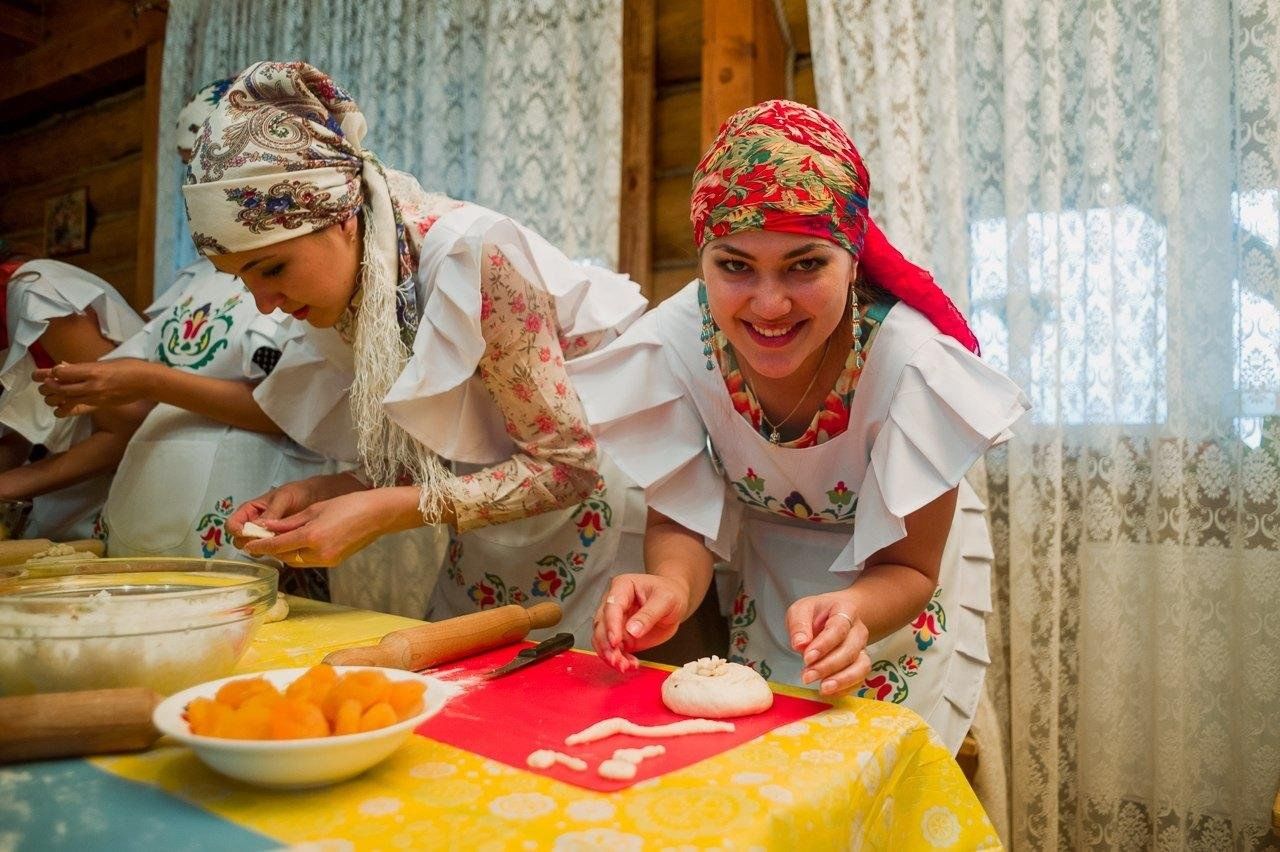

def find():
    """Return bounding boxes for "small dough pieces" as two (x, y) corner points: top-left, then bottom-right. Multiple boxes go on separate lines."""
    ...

(597, 758), (637, 780)
(565, 716), (734, 746)
(241, 521), (275, 540)
(26, 543), (97, 564)
(596, 744), (665, 781)
(526, 749), (587, 771)
(612, 745), (665, 764)
(264, 595), (290, 623)
(661, 655), (773, 719)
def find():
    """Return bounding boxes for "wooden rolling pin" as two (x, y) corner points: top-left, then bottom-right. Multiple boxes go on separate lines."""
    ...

(323, 602), (562, 670)
(0, 538), (105, 566)
(0, 687), (162, 764)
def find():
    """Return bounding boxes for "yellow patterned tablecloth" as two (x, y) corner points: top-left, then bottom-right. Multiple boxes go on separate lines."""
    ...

(94, 598), (1000, 850)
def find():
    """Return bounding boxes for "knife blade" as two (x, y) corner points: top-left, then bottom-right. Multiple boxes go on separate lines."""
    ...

(483, 632), (575, 679)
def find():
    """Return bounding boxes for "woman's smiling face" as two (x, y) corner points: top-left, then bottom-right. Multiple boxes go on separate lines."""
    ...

(701, 229), (854, 380)
(207, 216), (361, 328)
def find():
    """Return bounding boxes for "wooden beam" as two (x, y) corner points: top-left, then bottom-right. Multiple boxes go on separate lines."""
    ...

(0, 2), (166, 104)
(0, 3), (43, 44)
(700, 0), (787, 150)
(619, 0), (656, 294)
(655, 0), (701, 86)
(135, 37), (163, 307)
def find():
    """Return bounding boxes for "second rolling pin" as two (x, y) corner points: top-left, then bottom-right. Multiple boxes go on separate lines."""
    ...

(323, 602), (563, 670)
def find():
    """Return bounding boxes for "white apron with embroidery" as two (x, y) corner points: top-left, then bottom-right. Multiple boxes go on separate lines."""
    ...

(256, 203), (648, 638)
(567, 281), (1030, 752)
(102, 261), (337, 559)
(0, 261), (144, 540)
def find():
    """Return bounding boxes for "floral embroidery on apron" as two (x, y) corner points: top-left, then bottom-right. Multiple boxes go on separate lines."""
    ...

(728, 581), (771, 679)
(452, 477), (613, 608)
(732, 468), (858, 523)
(196, 495), (235, 558)
(157, 292), (243, 370)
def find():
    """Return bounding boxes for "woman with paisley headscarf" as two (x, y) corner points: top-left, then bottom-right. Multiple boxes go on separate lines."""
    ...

(575, 101), (1029, 753)
(183, 62), (646, 644)
(36, 80), (342, 592)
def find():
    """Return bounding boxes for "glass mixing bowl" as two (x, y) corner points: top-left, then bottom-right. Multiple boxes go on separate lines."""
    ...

(0, 558), (277, 696)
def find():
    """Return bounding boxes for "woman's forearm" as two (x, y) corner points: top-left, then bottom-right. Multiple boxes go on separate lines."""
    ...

(0, 429), (130, 499)
(644, 511), (716, 621)
(0, 397), (151, 500)
(843, 564), (939, 644)
(850, 485), (958, 642)
(143, 363), (283, 434)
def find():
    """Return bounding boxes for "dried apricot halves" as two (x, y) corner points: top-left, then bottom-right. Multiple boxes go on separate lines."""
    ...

(185, 665), (427, 740)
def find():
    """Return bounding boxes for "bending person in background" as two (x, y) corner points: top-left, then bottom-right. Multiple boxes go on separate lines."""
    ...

(0, 244), (147, 539)
(180, 63), (646, 642)
(574, 101), (1029, 753)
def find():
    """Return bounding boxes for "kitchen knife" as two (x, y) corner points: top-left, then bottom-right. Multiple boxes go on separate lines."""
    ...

(483, 632), (575, 679)
(322, 601), (562, 670)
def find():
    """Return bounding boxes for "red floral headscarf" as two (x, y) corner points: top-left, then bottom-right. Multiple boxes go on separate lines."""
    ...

(691, 100), (980, 354)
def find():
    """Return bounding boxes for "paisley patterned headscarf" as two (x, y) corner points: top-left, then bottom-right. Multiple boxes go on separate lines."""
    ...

(184, 61), (451, 515)
(175, 78), (233, 155)
(691, 100), (980, 354)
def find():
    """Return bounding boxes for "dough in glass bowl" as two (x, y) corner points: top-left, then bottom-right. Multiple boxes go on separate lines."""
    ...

(661, 656), (773, 718)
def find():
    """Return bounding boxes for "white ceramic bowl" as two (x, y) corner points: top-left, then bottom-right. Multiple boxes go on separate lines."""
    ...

(153, 666), (453, 789)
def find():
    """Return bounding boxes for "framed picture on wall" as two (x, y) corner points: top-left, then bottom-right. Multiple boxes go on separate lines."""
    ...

(44, 186), (89, 256)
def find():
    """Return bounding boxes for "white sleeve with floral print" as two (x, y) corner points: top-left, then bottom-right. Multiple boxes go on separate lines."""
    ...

(445, 246), (600, 532)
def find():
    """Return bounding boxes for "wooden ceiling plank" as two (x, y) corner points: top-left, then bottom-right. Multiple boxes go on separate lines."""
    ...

(0, 3), (165, 103)
(0, 3), (43, 44)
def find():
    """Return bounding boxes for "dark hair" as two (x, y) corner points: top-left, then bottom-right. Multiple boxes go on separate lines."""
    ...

(853, 268), (891, 310)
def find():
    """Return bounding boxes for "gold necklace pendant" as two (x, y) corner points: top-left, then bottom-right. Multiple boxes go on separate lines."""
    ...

(754, 333), (836, 446)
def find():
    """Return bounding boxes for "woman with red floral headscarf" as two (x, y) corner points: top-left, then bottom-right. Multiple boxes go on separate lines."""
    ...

(572, 101), (1029, 753)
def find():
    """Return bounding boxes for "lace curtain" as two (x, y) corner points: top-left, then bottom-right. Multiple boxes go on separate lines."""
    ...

(810, 1), (1280, 849)
(155, 0), (622, 290)
(153, 0), (621, 618)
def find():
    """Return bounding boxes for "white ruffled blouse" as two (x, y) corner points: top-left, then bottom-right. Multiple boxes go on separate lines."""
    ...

(567, 281), (1030, 571)
(0, 261), (144, 451)
(254, 202), (646, 529)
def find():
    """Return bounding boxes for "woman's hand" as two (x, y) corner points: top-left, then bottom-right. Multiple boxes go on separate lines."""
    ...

(239, 484), (422, 567)
(35, 359), (156, 416)
(226, 474), (366, 548)
(591, 573), (692, 672)
(786, 590), (872, 697)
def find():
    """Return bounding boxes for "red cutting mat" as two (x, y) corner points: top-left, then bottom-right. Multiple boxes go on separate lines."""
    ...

(414, 643), (829, 791)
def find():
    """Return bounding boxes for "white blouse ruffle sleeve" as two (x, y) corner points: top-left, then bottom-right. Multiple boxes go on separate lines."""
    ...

(566, 299), (741, 560)
(0, 260), (144, 450)
(382, 204), (646, 465)
(838, 323), (1031, 571)
(252, 321), (358, 464)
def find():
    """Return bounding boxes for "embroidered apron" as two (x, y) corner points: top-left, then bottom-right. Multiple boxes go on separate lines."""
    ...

(674, 303), (990, 744)
(103, 278), (337, 559)
(427, 451), (646, 646)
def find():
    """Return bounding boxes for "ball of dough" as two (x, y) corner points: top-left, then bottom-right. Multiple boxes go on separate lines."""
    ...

(264, 595), (290, 623)
(661, 656), (773, 719)
(242, 521), (275, 540)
